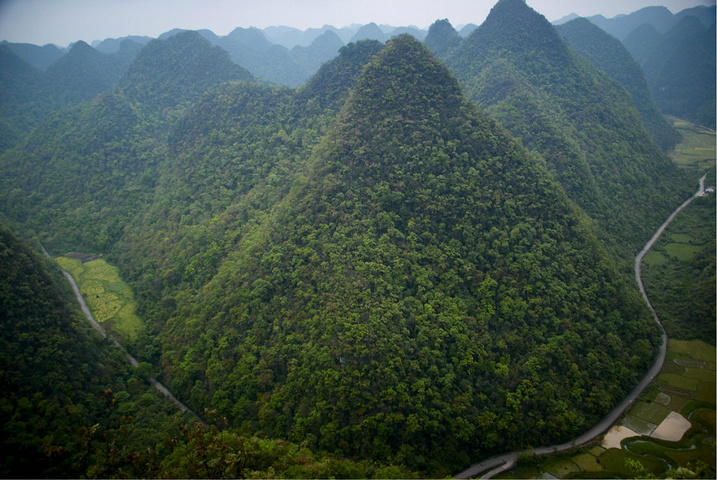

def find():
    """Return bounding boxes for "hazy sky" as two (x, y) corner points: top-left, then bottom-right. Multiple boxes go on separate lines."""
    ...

(0, 0), (714, 47)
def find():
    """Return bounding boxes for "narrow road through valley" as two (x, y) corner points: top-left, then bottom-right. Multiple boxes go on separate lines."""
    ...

(455, 175), (707, 479)
(42, 246), (205, 425)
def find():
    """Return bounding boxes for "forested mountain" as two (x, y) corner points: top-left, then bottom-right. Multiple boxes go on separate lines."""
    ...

(445, 0), (691, 263)
(557, 17), (680, 151)
(0, 1), (704, 476)
(350, 23), (391, 43)
(138, 34), (659, 473)
(584, 6), (675, 40)
(0, 46), (45, 151)
(290, 30), (346, 74)
(624, 15), (716, 128)
(0, 39), (141, 153)
(93, 35), (153, 54)
(118, 31), (254, 113)
(0, 223), (415, 479)
(43, 41), (126, 106)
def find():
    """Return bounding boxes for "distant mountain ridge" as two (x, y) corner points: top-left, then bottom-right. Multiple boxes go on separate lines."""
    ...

(557, 17), (681, 150)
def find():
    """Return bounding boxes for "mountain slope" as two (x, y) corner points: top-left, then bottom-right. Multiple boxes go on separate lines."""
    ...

(155, 35), (660, 474)
(447, 0), (690, 262)
(557, 17), (680, 151)
(291, 30), (345, 73)
(587, 6), (674, 40)
(1, 41), (65, 71)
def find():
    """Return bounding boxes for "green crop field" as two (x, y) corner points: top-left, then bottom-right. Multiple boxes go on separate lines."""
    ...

(55, 256), (144, 342)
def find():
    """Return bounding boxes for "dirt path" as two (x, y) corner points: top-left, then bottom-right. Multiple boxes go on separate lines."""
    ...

(456, 175), (706, 479)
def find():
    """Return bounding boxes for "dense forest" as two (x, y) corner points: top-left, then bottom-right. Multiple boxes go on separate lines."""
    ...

(0, 0), (714, 477)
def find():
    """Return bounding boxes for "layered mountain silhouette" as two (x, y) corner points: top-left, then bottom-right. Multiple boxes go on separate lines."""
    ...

(624, 15), (716, 128)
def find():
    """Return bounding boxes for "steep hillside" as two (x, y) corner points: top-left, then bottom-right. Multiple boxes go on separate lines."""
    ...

(213, 27), (309, 86)
(447, 0), (690, 263)
(586, 5), (716, 40)
(152, 35), (660, 474)
(557, 17), (680, 151)
(115, 40), (385, 363)
(43, 41), (125, 105)
(0, 10), (681, 476)
(587, 6), (674, 40)
(291, 30), (345, 73)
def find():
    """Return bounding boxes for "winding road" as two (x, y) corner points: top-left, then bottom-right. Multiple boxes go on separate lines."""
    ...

(455, 174), (707, 479)
(43, 246), (205, 424)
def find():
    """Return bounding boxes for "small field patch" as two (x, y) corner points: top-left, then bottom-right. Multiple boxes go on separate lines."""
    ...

(651, 412), (692, 442)
(55, 255), (144, 342)
(621, 415), (656, 436)
(664, 243), (702, 261)
(542, 458), (579, 478)
(669, 340), (693, 355)
(659, 373), (699, 391)
(602, 425), (640, 449)
(689, 340), (716, 363)
(632, 401), (671, 425)
(644, 250), (668, 267)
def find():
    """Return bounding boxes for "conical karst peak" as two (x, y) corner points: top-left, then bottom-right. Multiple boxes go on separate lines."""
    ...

(342, 34), (464, 125)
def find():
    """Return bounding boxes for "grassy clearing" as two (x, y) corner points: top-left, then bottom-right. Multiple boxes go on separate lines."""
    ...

(542, 458), (579, 478)
(669, 233), (695, 243)
(664, 242), (702, 260)
(571, 452), (602, 471)
(669, 118), (716, 174)
(669, 340), (694, 355)
(644, 250), (668, 267)
(659, 372), (699, 391)
(684, 368), (715, 382)
(55, 256), (144, 342)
